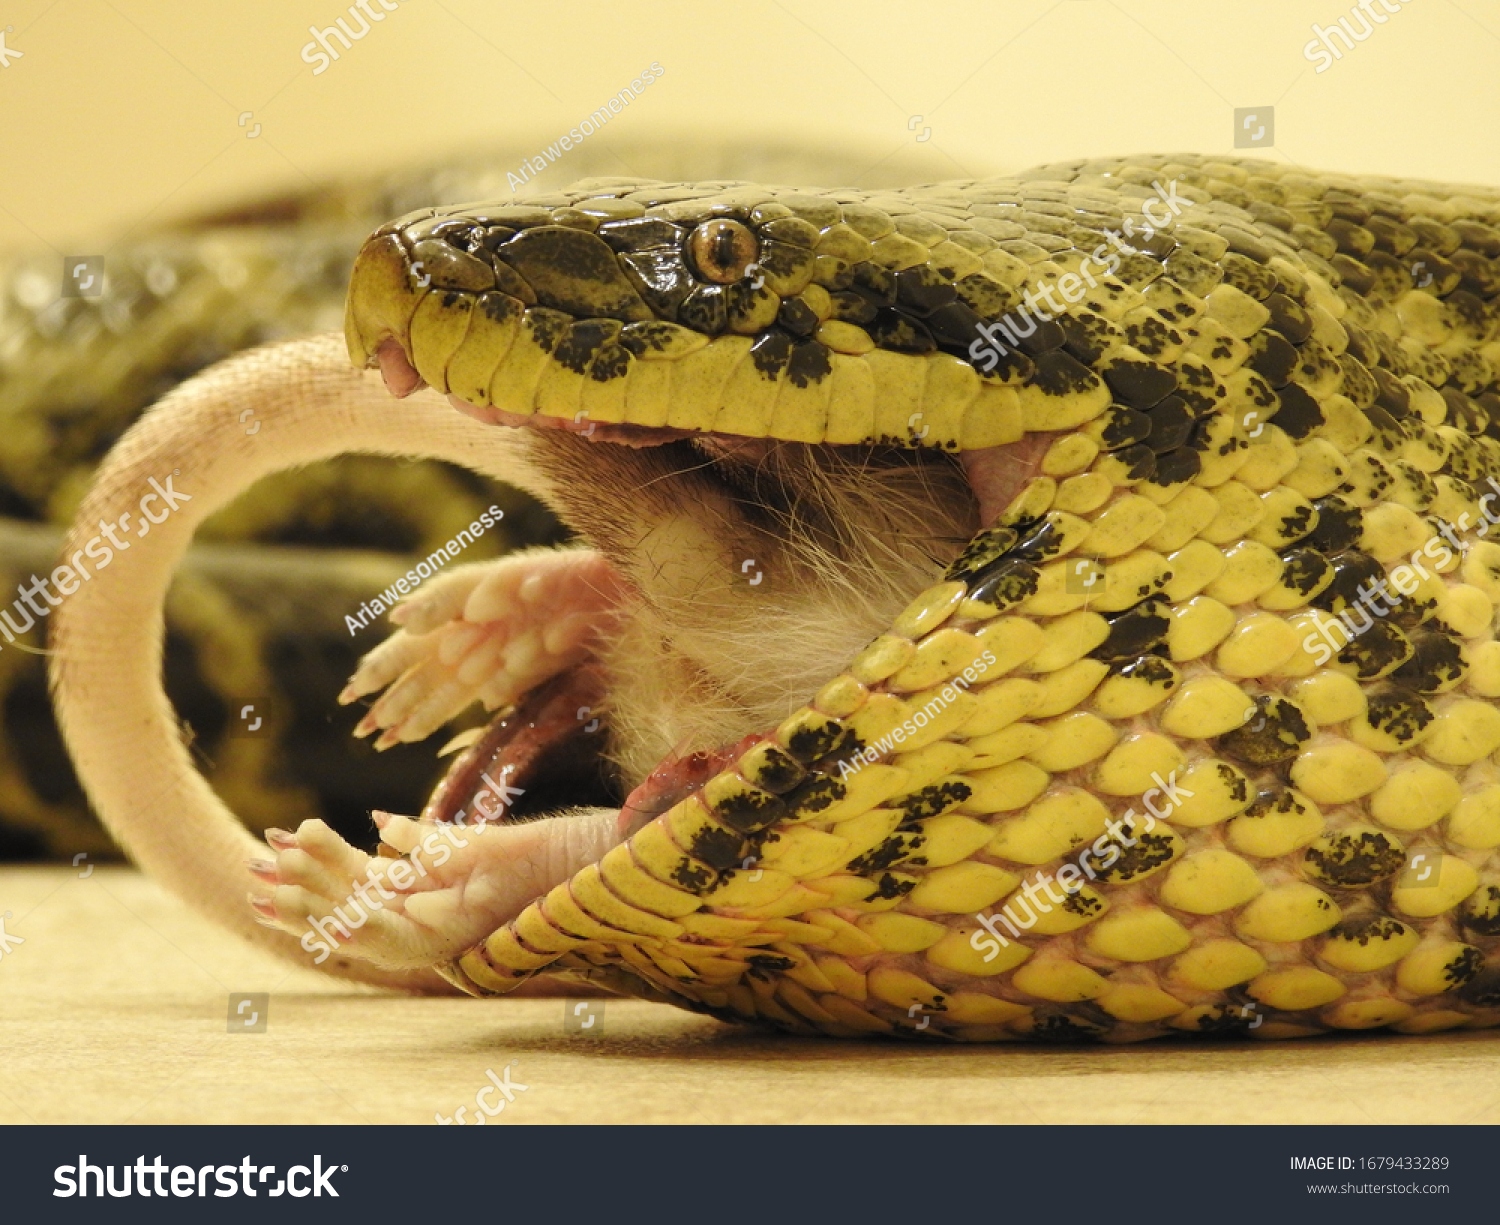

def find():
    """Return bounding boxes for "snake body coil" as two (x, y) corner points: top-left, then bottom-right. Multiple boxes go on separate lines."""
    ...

(58, 153), (1500, 1041)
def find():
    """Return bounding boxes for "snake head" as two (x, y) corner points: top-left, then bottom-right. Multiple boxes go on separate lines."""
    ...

(341, 175), (1137, 458)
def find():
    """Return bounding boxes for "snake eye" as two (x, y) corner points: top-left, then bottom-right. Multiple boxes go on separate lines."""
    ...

(686, 219), (758, 284)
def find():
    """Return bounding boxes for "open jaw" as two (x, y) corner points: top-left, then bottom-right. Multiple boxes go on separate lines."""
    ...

(365, 328), (793, 842)
(297, 182), (1056, 978)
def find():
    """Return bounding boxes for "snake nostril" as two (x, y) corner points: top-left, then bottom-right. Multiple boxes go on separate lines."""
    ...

(687, 219), (758, 284)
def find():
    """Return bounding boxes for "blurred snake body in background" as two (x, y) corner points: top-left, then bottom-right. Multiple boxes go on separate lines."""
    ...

(43, 151), (1500, 1041)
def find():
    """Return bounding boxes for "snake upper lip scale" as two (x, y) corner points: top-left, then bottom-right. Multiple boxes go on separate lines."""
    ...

(49, 153), (1500, 1041)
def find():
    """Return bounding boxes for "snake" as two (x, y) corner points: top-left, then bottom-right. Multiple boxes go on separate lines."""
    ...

(49, 152), (1500, 1041)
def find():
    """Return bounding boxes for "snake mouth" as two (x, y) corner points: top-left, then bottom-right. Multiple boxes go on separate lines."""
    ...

(344, 193), (1035, 859)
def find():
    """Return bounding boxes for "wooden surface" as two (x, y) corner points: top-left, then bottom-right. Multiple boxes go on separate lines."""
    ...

(3, 864), (1499, 1125)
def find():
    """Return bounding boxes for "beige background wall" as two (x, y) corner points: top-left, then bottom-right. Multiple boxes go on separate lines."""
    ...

(1, 0), (1497, 250)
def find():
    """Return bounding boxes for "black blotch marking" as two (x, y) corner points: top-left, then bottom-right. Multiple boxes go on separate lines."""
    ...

(619, 249), (696, 317)
(712, 788), (789, 834)
(1112, 444), (1157, 482)
(1191, 1005), (1264, 1036)
(966, 559), (1040, 612)
(1476, 391), (1500, 439)
(749, 329), (794, 379)
(1145, 447), (1201, 487)
(1058, 311), (1118, 365)
(1263, 292), (1312, 343)
(1098, 405), (1152, 450)
(677, 284), (728, 334)
(1442, 946), (1484, 990)
(746, 954), (796, 976)
(1246, 329), (1300, 388)
(1100, 356), (1177, 409)
(776, 296), (820, 338)
(894, 780), (973, 821)
(945, 525), (1020, 583)
(1305, 497), (1363, 553)
(1271, 500), (1317, 547)
(786, 339), (832, 388)
(1146, 396), (1195, 453)
(1109, 654), (1178, 690)
(552, 321), (617, 375)
(1390, 632), (1468, 694)
(499, 226), (650, 321)
(1122, 313), (1181, 360)
(1029, 349), (1099, 398)
(865, 873), (917, 901)
(1013, 317), (1068, 357)
(524, 307), (571, 352)
(478, 291), (522, 325)
(1313, 550), (1387, 616)
(895, 266), (958, 316)
(1092, 599), (1170, 660)
(1217, 695), (1311, 766)
(689, 823), (750, 871)
(783, 716), (858, 765)
(1362, 686), (1434, 745)
(1372, 366), (1412, 419)
(1231, 773), (1296, 820)
(852, 262), (898, 305)
(926, 300), (990, 351)
(781, 774), (845, 816)
(618, 320), (684, 356)
(1304, 828), (1406, 888)
(1462, 886), (1500, 936)
(1337, 619), (1414, 680)
(1460, 967), (1500, 1007)
(755, 238), (815, 286)
(847, 832), (925, 874)
(829, 289), (879, 325)
(1269, 382), (1325, 440)
(954, 272), (1021, 317)
(1008, 515), (1069, 564)
(589, 343), (631, 381)
(1277, 548), (1334, 599)
(1219, 250), (1278, 299)
(1330, 913), (1408, 948)
(1331, 253), (1376, 296)
(1362, 403), (1407, 454)
(1342, 325), (1383, 373)
(1175, 380), (1227, 420)
(1028, 1013), (1109, 1042)
(868, 309), (936, 355)
(743, 745), (804, 794)
(1443, 386), (1485, 434)
(1089, 818), (1178, 884)
(670, 860), (718, 894)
